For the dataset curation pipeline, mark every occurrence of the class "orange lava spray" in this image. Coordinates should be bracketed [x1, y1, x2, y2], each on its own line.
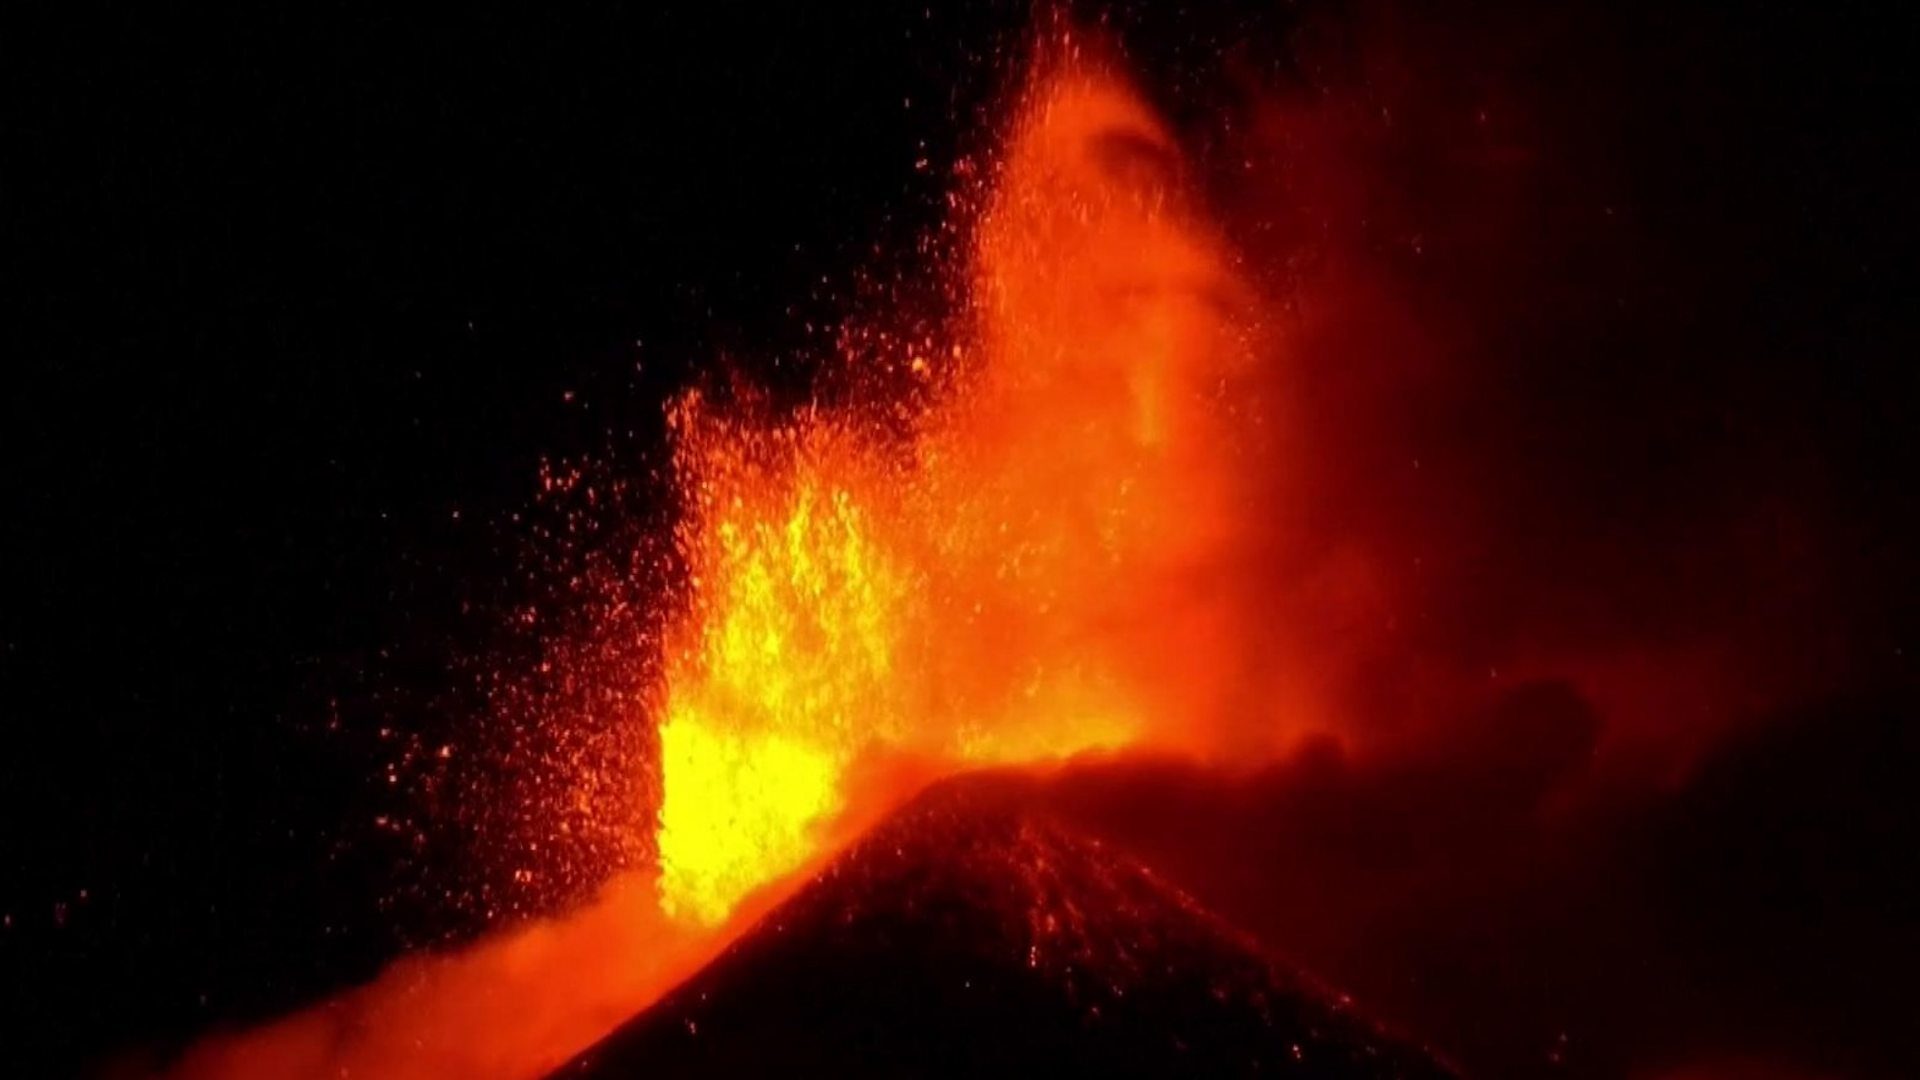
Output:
[651, 32, 1263, 925]
[155, 26, 1275, 1080]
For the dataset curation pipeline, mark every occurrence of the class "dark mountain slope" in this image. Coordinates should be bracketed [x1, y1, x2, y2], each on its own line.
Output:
[556, 774, 1453, 1077]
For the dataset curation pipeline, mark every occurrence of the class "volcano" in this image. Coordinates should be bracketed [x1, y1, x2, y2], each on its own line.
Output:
[554, 774, 1454, 1078]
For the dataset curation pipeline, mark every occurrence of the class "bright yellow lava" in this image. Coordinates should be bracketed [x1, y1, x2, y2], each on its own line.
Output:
[655, 720, 842, 925]
[656, 471, 913, 923]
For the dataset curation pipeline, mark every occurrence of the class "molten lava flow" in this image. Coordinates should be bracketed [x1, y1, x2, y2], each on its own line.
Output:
[652, 40, 1258, 926]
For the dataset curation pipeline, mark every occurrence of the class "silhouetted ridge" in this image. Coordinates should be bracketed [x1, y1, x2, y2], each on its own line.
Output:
[557, 774, 1454, 1077]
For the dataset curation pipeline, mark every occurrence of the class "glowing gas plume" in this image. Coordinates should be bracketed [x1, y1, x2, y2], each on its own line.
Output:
[653, 39, 1259, 925]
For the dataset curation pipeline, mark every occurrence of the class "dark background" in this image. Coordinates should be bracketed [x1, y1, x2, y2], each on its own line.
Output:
[5, 4, 1022, 1070]
[3, 1, 1914, 1076]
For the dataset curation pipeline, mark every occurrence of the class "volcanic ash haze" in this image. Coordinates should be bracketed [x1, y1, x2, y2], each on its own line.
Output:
[157, 31, 1300, 1080]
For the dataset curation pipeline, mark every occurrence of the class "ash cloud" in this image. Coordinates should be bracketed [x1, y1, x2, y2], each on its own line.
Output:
[1093, 0, 1916, 764]
[1034, 2, 1917, 1074]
